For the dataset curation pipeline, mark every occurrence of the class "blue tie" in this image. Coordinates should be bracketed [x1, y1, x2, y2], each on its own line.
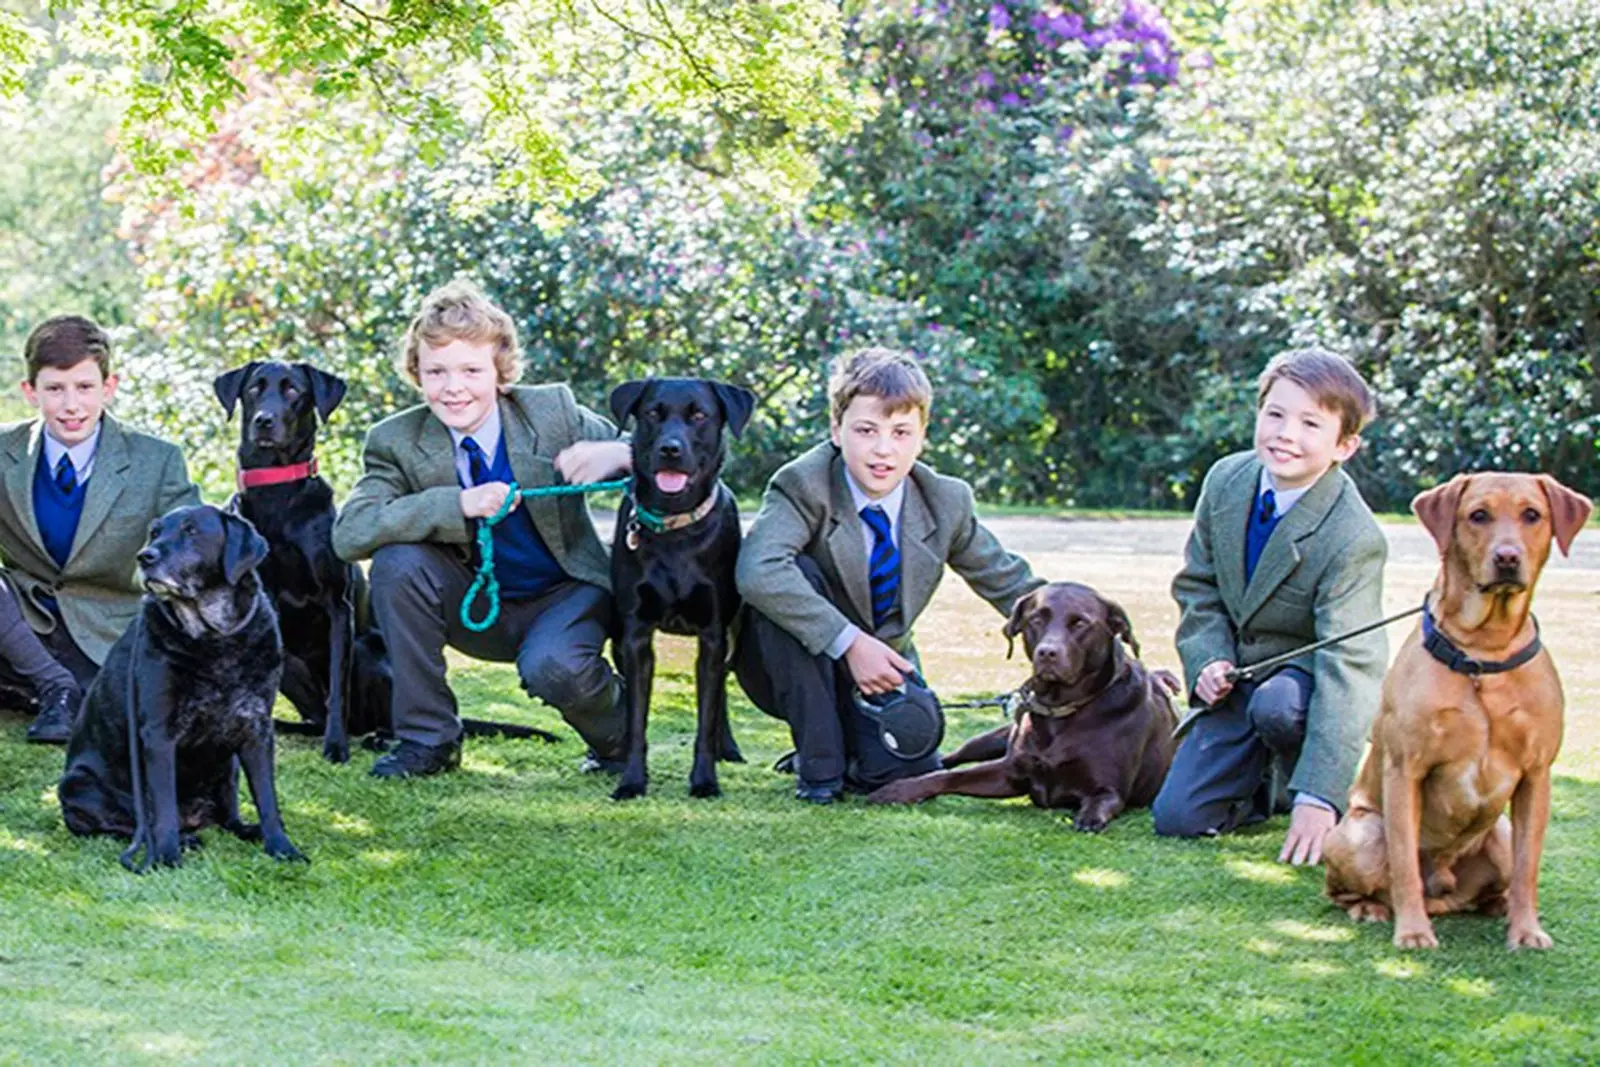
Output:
[54, 454, 77, 495]
[860, 505, 900, 630]
[1245, 487, 1278, 582]
[461, 436, 492, 486]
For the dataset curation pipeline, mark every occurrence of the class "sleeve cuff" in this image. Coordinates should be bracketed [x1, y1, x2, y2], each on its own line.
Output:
[1293, 792, 1336, 813]
[824, 624, 861, 661]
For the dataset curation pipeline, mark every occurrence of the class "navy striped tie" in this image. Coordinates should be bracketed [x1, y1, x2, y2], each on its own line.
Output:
[860, 505, 900, 630]
[461, 436, 492, 486]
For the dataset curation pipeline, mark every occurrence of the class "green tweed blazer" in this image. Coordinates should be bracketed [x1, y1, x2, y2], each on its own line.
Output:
[1172, 450, 1388, 808]
[736, 442, 1043, 660]
[332, 385, 618, 591]
[0, 414, 199, 665]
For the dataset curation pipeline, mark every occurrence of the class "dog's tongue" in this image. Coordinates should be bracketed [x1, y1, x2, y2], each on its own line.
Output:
[655, 470, 690, 494]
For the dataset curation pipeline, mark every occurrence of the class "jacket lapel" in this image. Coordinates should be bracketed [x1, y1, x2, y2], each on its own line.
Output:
[898, 478, 942, 624]
[414, 411, 464, 491]
[1238, 465, 1346, 625]
[499, 397, 567, 558]
[1211, 456, 1258, 617]
[3, 422, 47, 562]
[822, 453, 873, 627]
[66, 416, 131, 567]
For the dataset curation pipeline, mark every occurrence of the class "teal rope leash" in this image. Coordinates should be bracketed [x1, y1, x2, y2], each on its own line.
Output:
[459, 478, 629, 632]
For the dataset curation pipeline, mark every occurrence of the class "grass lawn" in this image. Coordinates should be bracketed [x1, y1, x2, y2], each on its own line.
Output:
[2, 519, 1598, 1064]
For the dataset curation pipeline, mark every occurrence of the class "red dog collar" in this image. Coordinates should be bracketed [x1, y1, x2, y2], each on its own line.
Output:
[237, 458, 318, 490]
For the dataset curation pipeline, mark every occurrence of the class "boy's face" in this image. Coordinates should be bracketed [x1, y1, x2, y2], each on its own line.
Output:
[1254, 377, 1359, 491]
[416, 337, 501, 435]
[21, 359, 118, 447]
[830, 394, 927, 500]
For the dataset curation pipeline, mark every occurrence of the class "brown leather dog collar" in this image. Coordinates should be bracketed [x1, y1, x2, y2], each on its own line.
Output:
[1421, 597, 1542, 676]
[1010, 648, 1132, 721]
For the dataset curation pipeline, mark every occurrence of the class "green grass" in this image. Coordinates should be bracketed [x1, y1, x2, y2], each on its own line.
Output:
[4, 521, 1600, 1063]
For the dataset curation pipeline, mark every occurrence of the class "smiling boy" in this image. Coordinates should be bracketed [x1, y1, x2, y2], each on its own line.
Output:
[734, 347, 1043, 802]
[332, 281, 631, 779]
[1154, 348, 1387, 865]
[0, 316, 198, 742]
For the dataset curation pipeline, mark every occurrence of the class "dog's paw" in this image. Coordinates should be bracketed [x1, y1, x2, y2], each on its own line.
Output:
[224, 819, 263, 842]
[322, 738, 351, 764]
[1072, 815, 1110, 833]
[611, 778, 648, 802]
[1344, 900, 1391, 924]
[1393, 924, 1439, 950]
[688, 776, 722, 799]
[1507, 923, 1553, 951]
[180, 833, 205, 853]
[865, 782, 919, 805]
[264, 838, 309, 864]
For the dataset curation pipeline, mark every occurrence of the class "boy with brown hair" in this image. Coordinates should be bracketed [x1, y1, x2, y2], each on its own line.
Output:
[0, 315, 198, 742]
[734, 347, 1043, 803]
[332, 280, 631, 778]
[1154, 347, 1388, 865]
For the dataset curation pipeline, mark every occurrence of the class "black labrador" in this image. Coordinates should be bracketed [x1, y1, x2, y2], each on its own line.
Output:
[58, 505, 304, 870]
[214, 361, 391, 763]
[609, 377, 754, 800]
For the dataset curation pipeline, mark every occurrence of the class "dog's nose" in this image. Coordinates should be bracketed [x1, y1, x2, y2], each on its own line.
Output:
[252, 411, 274, 428]
[658, 439, 684, 462]
[1493, 546, 1522, 571]
[1034, 643, 1061, 664]
[136, 547, 159, 567]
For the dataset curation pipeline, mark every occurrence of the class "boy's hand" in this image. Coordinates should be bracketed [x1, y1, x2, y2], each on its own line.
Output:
[1278, 804, 1337, 866]
[461, 482, 519, 519]
[555, 440, 631, 485]
[845, 633, 914, 695]
[1195, 660, 1236, 705]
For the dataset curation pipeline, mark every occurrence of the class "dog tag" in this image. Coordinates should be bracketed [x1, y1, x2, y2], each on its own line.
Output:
[626, 523, 641, 552]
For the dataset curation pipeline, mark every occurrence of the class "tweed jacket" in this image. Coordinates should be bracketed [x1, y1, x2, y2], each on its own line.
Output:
[1172, 450, 1388, 808]
[736, 442, 1043, 661]
[332, 385, 618, 591]
[0, 414, 199, 665]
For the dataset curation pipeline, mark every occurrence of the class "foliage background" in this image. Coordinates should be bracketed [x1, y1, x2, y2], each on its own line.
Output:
[0, 0, 1594, 508]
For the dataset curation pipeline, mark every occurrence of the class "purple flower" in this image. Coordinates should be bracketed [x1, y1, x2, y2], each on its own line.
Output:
[974, 69, 996, 89]
[1000, 92, 1022, 108]
[988, 3, 1010, 30]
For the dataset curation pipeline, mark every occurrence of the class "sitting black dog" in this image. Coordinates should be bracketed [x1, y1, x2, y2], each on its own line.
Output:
[609, 377, 754, 800]
[58, 505, 304, 870]
[213, 361, 391, 763]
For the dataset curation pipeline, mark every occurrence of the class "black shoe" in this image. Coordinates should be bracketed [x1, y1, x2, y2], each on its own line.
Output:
[26, 685, 81, 745]
[369, 739, 461, 779]
[772, 750, 796, 774]
[795, 778, 843, 805]
[579, 748, 626, 775]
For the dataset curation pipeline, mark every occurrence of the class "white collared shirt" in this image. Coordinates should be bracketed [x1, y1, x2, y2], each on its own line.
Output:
[449, 405, 503, 487]
[42, 422, 102, 486]
[1258, 467, 1310, 519]
[822, 473, 907, 659]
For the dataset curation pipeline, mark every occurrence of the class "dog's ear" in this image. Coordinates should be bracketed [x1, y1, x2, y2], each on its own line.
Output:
[220, 511, 270, 586]
[1100, 595, 1140, 659]
[212, 363, 262, 420]
[1412, 475, 1471, 557]
[609, 380, 651, 430]
[295, 364, 348, 423]
[1537, 475, 1594, 557]
[1002, 589, 1038, 660]
[711, 382, 756, 439]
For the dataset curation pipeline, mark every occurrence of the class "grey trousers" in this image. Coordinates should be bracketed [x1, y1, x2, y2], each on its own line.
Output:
[1152, 666, 1311, 837]
[368, 543, 625, 754]
[0, 581, 92, 707]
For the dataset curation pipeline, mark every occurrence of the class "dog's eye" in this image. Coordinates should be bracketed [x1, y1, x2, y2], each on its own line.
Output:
[690, 410, 707, 424]
[1522, 508, 1542, 524]
[1068, 616, 1087, 630]
[181, 521, 196, 536]
[1468, 509, 1491, 524]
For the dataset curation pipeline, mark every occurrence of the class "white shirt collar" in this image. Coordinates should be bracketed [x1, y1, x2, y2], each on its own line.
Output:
[448, 403, 503, 465]
[1258, 466, 1310, 517]
[844, 469, 906, 537]
[42, 421, 103, 481]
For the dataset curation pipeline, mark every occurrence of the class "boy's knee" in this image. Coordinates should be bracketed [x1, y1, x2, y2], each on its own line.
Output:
[1247, 671, 1310, 755]
[1151, 780, 1222, 838]
[369, 544, 444, 606]
[520, 648, 611, 713]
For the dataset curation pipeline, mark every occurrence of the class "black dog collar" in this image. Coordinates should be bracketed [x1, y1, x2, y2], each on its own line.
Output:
[1420, 597, 1542, 676]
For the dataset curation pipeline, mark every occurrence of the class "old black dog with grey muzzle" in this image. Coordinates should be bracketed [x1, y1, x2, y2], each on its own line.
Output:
[58, 505, 304, 870]
[214, 361, 391, 764]
[609, 378, 755, 800]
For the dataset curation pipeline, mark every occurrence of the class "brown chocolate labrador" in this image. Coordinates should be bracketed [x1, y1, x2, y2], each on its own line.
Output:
[868, 582, 1178, 830]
